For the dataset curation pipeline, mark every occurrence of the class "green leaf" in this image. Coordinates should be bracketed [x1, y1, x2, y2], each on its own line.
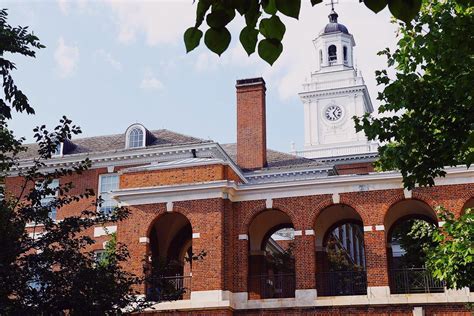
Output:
[184, 27, 203, 53]
[388, 0, 422, 23]
[233, 0, 251, 15]
[258, 38, 283, 65]
[240, 26, 259, 55]
[275, 0, 301, 19]
[364, 0, 388, 13]
[245, 0, 260, 28]
[196, 0, 212, 27]
[263, 0, 277, 15]
[206, 8, 236, 29]
[310, 0, 322, 6]
[204, 27, 231, 56]
[259, 15, 286, 41]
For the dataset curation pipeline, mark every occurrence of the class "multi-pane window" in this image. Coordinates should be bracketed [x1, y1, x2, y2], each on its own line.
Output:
[128, 127, 144, 148]
[99, 174, 119, 215]
[39, 179, 59, 221]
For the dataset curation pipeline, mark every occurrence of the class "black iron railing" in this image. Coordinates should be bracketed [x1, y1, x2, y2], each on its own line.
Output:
[248, 273, 295, 299]
[316, 270, 367, 296]
[146, 275, 191, 301]
[389, 268, 444, 294]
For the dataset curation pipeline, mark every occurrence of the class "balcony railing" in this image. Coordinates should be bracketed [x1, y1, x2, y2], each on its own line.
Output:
[389, 268, 444, 294]
[316, 270, 367, 296]
[248, 273, 295, 299]
[146, 275, 191, 301]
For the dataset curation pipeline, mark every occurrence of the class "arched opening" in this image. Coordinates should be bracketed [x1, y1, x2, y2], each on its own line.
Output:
[328, 45, 337, 65]
[385, 200, 443, 294]
[462, 198, 474, 214]
[319, 49, 323, 66]
[146, 213, 192, 301]
[248, 209, 295, 299]
[343, 46, 348, 63]
[314, 204, 367, 296]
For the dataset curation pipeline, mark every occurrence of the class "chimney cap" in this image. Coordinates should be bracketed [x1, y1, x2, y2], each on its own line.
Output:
[236, 77, 266, 87]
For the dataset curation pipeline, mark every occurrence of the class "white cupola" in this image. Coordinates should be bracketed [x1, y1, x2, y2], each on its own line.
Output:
[297, 9, 378, 159]
[314, 9, 355, 72]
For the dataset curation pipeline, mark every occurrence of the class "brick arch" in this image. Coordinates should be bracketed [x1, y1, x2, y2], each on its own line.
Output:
[146, 206, 193, 237]
[247, 208, 294, 252]
[242, 204, 296, 234]
[383, 198, 437, 240]
[461, 197, 474, 215]
[313, 203, 365, 248]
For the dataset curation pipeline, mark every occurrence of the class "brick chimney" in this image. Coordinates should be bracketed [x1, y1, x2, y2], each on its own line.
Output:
[236, 77, 267, 170]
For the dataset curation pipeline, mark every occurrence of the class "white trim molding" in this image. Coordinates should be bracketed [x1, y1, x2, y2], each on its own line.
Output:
[192, 233, 200, 239]
[139, 237, 150, 244]
[332, 192, 340, 204]
[305, 229, 315, 236]
[375, 225, 385, 231]
[363, 226, 373, 232]
[93, 225, 117, 237]
[265, 198, 273, 209]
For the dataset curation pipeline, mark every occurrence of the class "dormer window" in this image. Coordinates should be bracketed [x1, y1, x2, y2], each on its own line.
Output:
[328, 45, 337, 65]
[125, 124, 147, 149]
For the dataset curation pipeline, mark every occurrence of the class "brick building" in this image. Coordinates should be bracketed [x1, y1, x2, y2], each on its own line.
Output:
[5, 9, 474, 316]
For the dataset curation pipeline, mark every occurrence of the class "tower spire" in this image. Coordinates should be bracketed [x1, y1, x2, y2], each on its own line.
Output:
[326, 0, 339, 23]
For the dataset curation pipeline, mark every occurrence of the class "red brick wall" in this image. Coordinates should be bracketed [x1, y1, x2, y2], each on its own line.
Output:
[335, 162, 375, 175]
[120, 164, 241, 189]
[236, 78, 267, 170]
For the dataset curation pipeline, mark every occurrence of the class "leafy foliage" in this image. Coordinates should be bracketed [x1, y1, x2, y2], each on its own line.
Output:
[0, 8, 192, 314]
[354, 0, 474, 189]
[390, 219, 436, 268]
[185, 0, 423, 65]
[426, 207, 473, 289]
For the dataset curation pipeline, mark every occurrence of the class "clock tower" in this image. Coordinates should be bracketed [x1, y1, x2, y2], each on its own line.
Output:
[298, 8, 378, 159]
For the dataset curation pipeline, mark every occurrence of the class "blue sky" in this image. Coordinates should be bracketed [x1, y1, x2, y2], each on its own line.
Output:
[3, 0, 397, 152]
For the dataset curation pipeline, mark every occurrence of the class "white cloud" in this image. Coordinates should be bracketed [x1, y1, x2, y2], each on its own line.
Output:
[97, 49, 122, 71]
[54, 37, 79, 78]
[105, 1, 195, 46]
[140, 70, 164, 91]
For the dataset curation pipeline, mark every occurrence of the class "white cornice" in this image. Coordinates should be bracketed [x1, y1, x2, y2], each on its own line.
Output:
[112, 166, 473, 205]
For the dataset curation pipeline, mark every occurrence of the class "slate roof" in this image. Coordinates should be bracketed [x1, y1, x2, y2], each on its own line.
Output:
[17, 129, 211, 160]
[220, 143, 327, 171]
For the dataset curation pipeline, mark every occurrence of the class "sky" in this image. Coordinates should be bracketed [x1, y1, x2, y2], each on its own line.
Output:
[2, 0, 398, 153]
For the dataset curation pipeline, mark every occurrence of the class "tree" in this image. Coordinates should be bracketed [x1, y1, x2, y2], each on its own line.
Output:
[354, 0, 473, 189]
[184, 0, 422, 65]
[426, 207, 473, 290]
[0, 8, 189, 314]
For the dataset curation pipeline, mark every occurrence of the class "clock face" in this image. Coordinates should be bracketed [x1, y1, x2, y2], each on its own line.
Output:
[325, 105, 343, 121]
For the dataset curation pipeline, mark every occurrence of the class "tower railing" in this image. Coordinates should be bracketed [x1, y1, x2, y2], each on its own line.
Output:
[389, 268, 444, 294]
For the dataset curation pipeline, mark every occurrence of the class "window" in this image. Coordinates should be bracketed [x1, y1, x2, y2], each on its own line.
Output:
[343, 46, 348, 63]
[52, 143, 63, 157]
[94, 249, 107, 263]
[319, 49, 323, 65]
[39, 179, 59, 221]
[98, 174, 119, 215]
[328, 45, 337, 64]
[128, 127, 144, 148]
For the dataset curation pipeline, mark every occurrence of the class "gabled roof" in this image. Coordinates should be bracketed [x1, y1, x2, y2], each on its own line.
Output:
[17, 129, 210, 160]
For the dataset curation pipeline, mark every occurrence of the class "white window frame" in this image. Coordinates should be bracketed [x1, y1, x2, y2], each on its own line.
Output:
[37, 179, 59, 221]
[125, 124, 146, 149]
[52, 142, 63, 157]
[98, 173, 119, 216]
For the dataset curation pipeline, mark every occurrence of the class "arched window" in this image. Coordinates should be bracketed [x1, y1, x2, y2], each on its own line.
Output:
[343, 46, 348, 63]
[328, 45, 337, 64]
[319, 49, 323, 65]
[127, 127, 144, 148]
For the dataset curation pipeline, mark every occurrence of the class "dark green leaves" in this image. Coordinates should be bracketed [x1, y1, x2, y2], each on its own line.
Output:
[259, 15, 286, 41]
[240, 26, 259, 55]
[185, 0, 423, 65]
[388, 0, 422, 24]
[184, 27, 203, 53]
[364, 0, 387, 13]
[204, 27, 231, 56]
[258, 39, 283, 65]
[275, 0, 301, 19]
